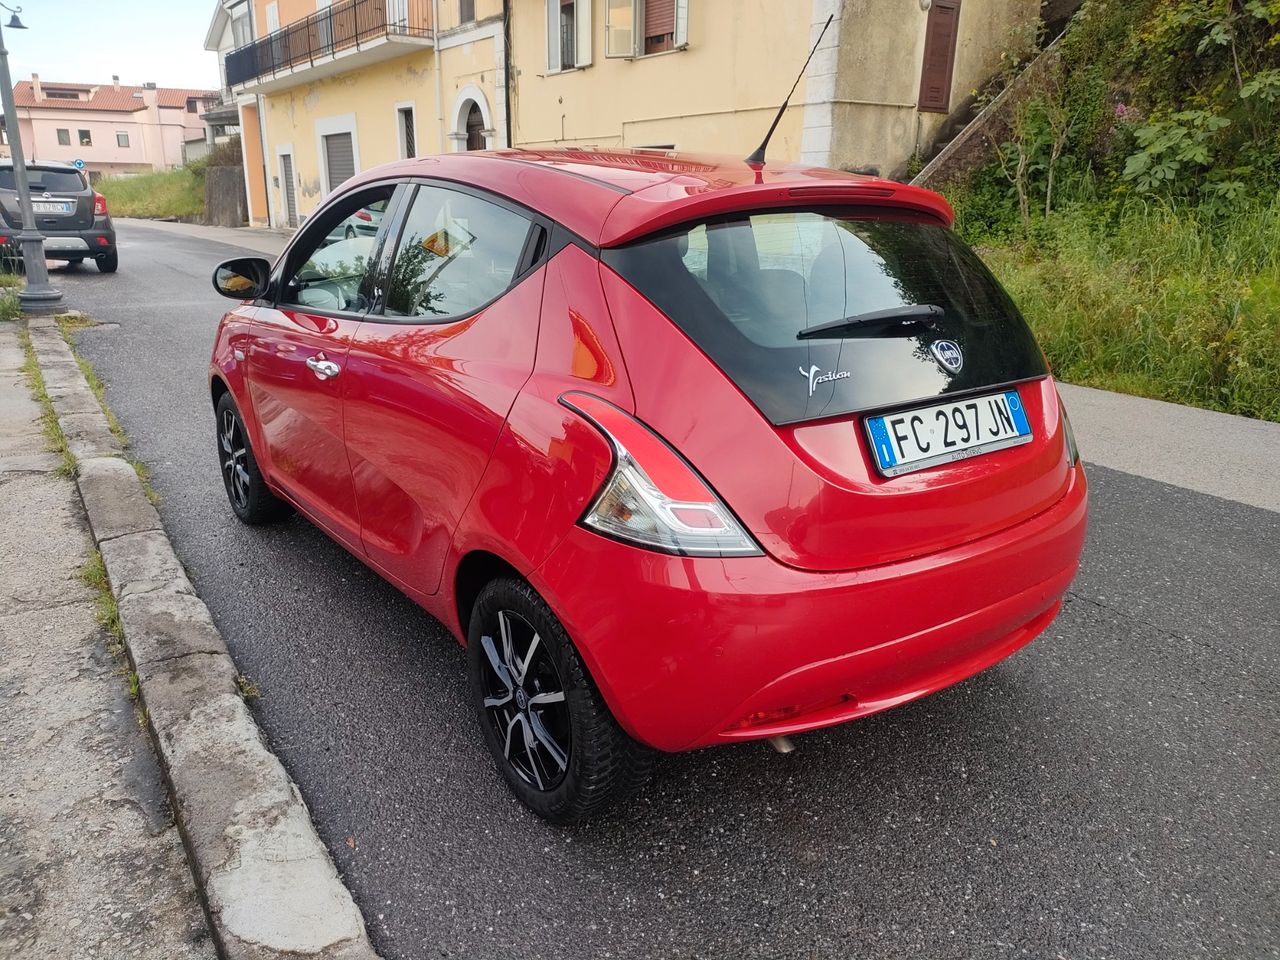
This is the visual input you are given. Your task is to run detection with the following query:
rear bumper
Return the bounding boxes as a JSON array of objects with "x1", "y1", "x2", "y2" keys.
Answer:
[
  {"x1": 532, "y1": 463, "x2": 1088, "y2": 752},
  {"x1": 0, "y1": 222, "x2": 116, "y2": 259}
]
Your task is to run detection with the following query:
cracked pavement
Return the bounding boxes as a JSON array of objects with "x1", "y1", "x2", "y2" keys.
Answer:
[{"x1": 52, "y1": 221, "x2": 1280, "y2": 959}]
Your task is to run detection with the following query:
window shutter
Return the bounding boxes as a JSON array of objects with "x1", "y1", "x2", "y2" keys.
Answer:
[
  {"x1": 918, "y1": 0, "x2": 961, "y2": 114},
  {"x1": 645, "y1": 0, "x2": 675, "y2": 36},
  {"x1": 674, "y1": 0, "x2": 688, "y2": 47},
  {"x1": 323, "y1": 132, "x2": 356, "y2": 192},
  {"x1": 547, "y1": 0, "x2": 559, "y2": 70},
  {"x1": 575, "y1": 0, "x2": 592, "y2": 67}
]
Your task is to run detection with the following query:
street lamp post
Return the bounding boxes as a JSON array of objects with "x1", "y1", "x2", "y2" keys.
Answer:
[{"x1": 0, "y1": 6, "x2": 62, "y2": 314}]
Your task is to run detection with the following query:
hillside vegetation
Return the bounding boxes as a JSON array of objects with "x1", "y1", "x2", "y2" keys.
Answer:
[{"x1": 947, "y1": 0, "x2": 1280, "y2": 421}]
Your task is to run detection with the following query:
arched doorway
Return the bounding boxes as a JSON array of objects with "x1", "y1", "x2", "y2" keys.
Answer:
[{"x1": 465, "y1": 102, "x2": 485, "y2": 151}]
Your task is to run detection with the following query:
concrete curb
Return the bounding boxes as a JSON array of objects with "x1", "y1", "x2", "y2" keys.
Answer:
[{"x1": 25, "y1": 315, "x2": 381, "y2": 960}]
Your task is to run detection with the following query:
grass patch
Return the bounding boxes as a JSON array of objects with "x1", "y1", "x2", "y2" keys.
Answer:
[
  {"x1": 80, "y1": 548, "x2": 125, "y2": 656},
  {"x1": 17, "y1": 328, "x2": 75, "y2": 476},
  {"x1": 128, "y1": 456, "x2": 161, "y2": 506},
  {"x1": 235, "y1": 674, "x2": 261, "y2": 701},
  {"x1": 0, "y1": 272, "x2": 22, "y2": 289},
  {"x1": 97, "y1": 167, "x2": 204, "y2": 220},
  {"x1": 0, "y1": 291, "x2": 20, "y2": 321},
  {"x1": 962, "y1": 196, "x2": 1280, "y2": 422}
]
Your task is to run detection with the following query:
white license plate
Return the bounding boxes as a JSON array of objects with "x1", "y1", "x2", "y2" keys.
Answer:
[
  {"x1": 865, "y1": 389, "x2": 1033, "y2": 477},
  {"x1": 32, "y1": 200, "x2": 73, "y2": 214}
]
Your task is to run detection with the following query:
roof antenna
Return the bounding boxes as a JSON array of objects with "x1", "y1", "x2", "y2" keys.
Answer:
[{"x1": 746, "y1": 14, "x2": 834, "y2": 166}]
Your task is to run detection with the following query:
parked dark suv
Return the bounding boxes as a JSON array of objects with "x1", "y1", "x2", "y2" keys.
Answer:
[{"x1": 0, "y1": 160, "x2": 117, "y2": 273}]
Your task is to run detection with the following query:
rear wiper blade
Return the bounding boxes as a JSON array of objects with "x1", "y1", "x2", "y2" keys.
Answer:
[{"x1": 796, "y1": 304, "x2": 944, "y2": 340}]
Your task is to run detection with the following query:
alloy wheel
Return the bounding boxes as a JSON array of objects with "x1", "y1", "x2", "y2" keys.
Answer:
[
  {"x1": 219, "y1": 408, "x2": 251, "y2": 511},
  {"x1": 478, "y1": 609, "x2": 571, "y2": 791}
]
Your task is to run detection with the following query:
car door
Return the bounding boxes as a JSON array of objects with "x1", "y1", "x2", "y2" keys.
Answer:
[
  {"x1": 343, "y1": 182, "x2": 546, "y2": 596},
  {"x1": 247, "y1": 183, "x2": 402, "y2": 549}
]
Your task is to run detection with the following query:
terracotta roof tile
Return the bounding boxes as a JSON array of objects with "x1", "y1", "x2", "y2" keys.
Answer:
[{"x1": 11, "y1": 81, "x2": 219, "y2": 113}]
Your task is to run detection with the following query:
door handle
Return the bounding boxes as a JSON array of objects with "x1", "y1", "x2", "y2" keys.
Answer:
[{"x1": 306, "y1": 355, "x2": 341, "y2": 380}]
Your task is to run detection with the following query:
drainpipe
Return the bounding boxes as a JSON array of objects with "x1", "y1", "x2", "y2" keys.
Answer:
[
  {"x1": 432, "y1": 0, "x2": 445, "y2": 152},
  {"x1": 502, "y1": 0, "x2": 513, "y2": 148}
]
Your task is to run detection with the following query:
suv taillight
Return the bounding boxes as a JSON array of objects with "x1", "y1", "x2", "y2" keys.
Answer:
[{"x1": 93, "y1": 192, "x2": 108, "y2": 217}]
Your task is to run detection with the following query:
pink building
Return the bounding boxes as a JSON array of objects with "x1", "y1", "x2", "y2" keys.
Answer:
[{"x1": 1, "y1": 75, "x2": 219, "y2": 178}]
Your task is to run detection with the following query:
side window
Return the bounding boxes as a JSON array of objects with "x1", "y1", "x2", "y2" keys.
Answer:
[
  {"x1": 383, "y1": 185, "x2": 532, "y2": 320},
  {"x1": 280, "y1": 189, "x2": 393, "y2": 313}
]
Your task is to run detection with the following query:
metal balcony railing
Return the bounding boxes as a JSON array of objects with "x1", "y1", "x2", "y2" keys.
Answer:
[{"x1": 225, "y1": 0, "x2": 432, "y2": 89}]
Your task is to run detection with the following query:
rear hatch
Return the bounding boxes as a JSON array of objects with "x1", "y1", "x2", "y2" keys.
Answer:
[
  {"x1": 600, "y1": 206, "x2": 1070, "y2": 571},
  {"x1": 0, "y1": 166, "x2": 94, "y2": 231}
]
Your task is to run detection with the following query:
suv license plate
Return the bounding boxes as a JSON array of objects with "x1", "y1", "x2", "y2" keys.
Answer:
[
  {"x1": 865, "y1": 389, "x2": 1032, "y2": 477},
  {"x1": 32, "y1": 201, "x2": 73, "y2": 214}
]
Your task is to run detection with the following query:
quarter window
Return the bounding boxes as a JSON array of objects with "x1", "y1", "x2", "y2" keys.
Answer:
[{"x1": 383, "y1": 185, "x2": 531, "y2": 320}]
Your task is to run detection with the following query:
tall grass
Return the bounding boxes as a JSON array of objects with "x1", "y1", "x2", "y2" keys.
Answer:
[
  {"x1": 97, "y1": 167, "x2": 204, "y2": 220},
  {"x1": 962, "y1": 194, "x2": 1280, "y2": 422}
]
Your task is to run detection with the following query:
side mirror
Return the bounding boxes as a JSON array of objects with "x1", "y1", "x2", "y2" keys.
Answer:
[{"x1": 212, "y1": 257, "x2": 272, "y2": 301}]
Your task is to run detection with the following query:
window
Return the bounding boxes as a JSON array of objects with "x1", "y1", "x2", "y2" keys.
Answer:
[
  {"x1": 607, "y1": 0, "x2": 687, "y2": 57},
  {"x1": 603, "y1": 210, "x2": 1045, "y2": 424},
  {"x1": 465, "y1": 103, "x2": 486, "y2": 150},
  {"x1": 230, "y1": 1, "x2": 252, "y2": 47},
  {"x1": 280, "y1": 189, "x2": 393, "y2": 313},
  {"x1": 398, "y1": 106, "x2": 416, "y2": 158},
  {"x1": 78, "y1": 129, "x2": 92, "y2": 147},
  {"x1": 116, "y1": 132, "x2": 130, "y2": 148},
  {"x1": 547, "y1": 0, "x2": 591, "y2": 71},
  {"x1": 44, "y1": 89, "x2": 82, "y2": 100},
  {"x1": 461, "y1": 0, "x2": 475, "y2": 22},
  {"x1": 0, "y1": 168, "x2": 86, "y2": 191},
  {"x1": 383, "y1": 185, "x2": 532, "y2": 320},
  {"x1": 56, "y1": 128, "x2": 71, "y2": 146},
  {"x1": 265, "y1": 2, "x2": 280, "y2": 32}
]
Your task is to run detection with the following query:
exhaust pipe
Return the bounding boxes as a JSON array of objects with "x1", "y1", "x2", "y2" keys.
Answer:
[{"x1": 767, "y1": 736, "x2": 795, "y2": 754}]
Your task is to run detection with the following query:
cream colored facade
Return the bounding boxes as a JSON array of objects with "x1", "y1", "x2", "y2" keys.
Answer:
[{"x1": 210, "y1": 0, "x2": 1040, "y2": 228}]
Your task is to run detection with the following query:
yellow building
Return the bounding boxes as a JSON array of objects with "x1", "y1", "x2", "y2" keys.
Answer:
[{"x1": 206, "y1": 0, "x2": 1040, "y2": 228}]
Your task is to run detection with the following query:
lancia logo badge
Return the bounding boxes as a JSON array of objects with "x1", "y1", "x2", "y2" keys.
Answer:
[{"x1": 930, "y1": 340, "x2": 964, "y2": 374}]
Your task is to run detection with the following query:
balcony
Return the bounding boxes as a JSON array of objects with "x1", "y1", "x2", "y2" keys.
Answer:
[{"x1": 226, "y1": 0, "x2": 432, "y2": 94}]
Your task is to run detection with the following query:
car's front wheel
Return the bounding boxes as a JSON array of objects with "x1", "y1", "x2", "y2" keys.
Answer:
[
  {"x1": 468, "y1": 577, "x2": 653, "y2": 823},
  {"x1": 215, "y1": 392, "x2": 290, "y2": 525}
]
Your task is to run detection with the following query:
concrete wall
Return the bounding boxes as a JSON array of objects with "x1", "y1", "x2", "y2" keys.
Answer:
[{"x1": 509, "y1": 0, "x2": 811, "y2": 159}]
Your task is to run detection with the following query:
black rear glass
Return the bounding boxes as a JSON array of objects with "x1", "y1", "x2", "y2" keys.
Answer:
[
  {"x1": 603, "y1": 210, "x2": 1048, "y2": 424},
  {"x1": 0, "y1": 168, "x2": 86, "y2": 192}
]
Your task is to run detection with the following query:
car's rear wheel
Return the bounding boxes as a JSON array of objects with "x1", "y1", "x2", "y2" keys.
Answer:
[
  {"x1": 95, "y1": 251, "x2": 118, "y2": 273},
  {"x1": 468, "y1": 577, "x2": 653, "y2": 823},
  {"x1": 65, "y1": 258, "x2": 83, "y2": 268},
  {"x1": 214, "y1": 392, "x2": 290, "y2": 525}
]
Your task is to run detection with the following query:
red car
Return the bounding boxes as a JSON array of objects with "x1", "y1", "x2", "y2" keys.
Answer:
[{"x1": 210, "y1": 149, "x2": 1087, "y2": 823}]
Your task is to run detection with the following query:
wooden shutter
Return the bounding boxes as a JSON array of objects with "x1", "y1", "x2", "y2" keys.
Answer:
[
  {"x1": 645, "y1": 0, "x2": 675, "y2": 53},
  {"x1": 918, "y1": 0, "x2": 961, "y2": 114},
  {"x1": 323, "y1": 132, "x2": 355, "y2": 192}
]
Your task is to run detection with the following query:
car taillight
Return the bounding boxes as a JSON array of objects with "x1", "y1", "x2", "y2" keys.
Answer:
[
  {"x1": 355, "y1": 209, "x2": 372, "y2": 221},
  {"x1": 93, "y1": 192, "x2": 108, "y2": 217},
  {"x1": 561, "y1": 392, "x2": 761, "y2": 558}
]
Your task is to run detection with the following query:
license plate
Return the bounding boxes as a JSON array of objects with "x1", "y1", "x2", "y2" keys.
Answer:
[
  {"x1": 865, "y1": 389, "x2": 1032, "y2": 477},
  {"x1": 32, "y1": 201, "x2": 72, "y2": 214}
]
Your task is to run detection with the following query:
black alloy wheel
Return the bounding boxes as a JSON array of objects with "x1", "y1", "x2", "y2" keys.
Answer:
[
  {"x1": 468, "y1": 577, "x2": 653, "y2": 823},
  {"x1": 214, "y1": 392, "x2": 290, "y2": 525}
]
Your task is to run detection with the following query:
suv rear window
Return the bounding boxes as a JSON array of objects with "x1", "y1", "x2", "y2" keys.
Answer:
[
  {"x1": 603, "y1": 210, "x2": 1047, "y2": 424},
  {"x1": 0, "y1": 168, "x2": 86, "y2": 192}
]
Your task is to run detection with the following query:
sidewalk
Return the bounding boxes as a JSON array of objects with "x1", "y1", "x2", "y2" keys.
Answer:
[
  {"x1": 114, "y1": 218, "x2": 291, "y2": 258},
  {"x1": 0, "y1": 324, "x2": 215, "y2": 959}
]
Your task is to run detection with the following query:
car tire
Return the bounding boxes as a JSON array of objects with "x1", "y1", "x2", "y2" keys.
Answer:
[
  {"x1": 344, "y1": 225, "x2": 356, "y2": 240},
  {"x1": 214, "y1": 392, "x2": 291, "y2": 525},
  {"x1": 95, "y1": 250, "x2": 118, "y2": 273},
  {"x1": 468, "y1": 577, "x2": 653, "y2": 823},
  {"x1": 65, "y1": 258, "x2": 83, "y2": 268}
]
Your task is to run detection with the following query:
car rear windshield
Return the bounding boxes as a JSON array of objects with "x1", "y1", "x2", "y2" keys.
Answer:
[
  {"x1": 602, "y1": 210, "x2": 1047, "y2": 424},
  {"x1": 0, "y1": 168, "x2": 86, "y2": 192}
]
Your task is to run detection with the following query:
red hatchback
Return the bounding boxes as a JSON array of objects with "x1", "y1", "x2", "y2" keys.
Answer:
[{"x1": 210, "y1": 149, "x2": 1087, "y2": 822}]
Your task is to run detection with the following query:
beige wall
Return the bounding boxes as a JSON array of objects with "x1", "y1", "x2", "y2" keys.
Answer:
[{"x1": 509, "y1": 0, "x2": 812, "y2": 159}]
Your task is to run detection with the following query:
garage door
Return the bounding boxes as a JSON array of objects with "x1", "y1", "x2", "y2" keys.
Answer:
[{"x1": 323, "y1": 132, "x2": 355, "y2": 193}]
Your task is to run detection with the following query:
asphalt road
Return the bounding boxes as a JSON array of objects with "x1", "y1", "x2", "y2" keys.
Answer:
[{"x1": 59, "y1": 222, "x2": 1278, "y2": 959}]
